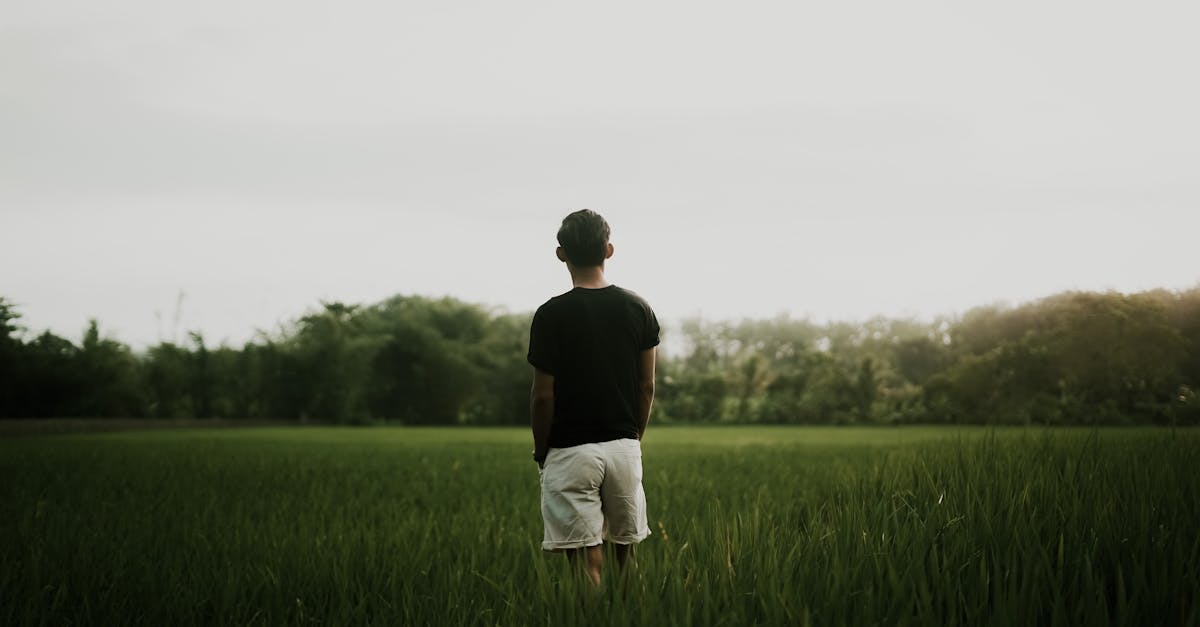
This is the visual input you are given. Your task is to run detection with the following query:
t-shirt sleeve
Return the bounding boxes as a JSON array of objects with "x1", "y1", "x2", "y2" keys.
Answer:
[
  {"x1": 641, "y1": 304, "x2": 661, "y2": 350},
  {"x1": 527, "y1": 305, "x2": 558, "y2": 374}
]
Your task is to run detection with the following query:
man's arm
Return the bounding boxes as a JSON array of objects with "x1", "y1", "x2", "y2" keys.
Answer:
[
  {"x1": 530, "y1": 368, "x2": 555, "y2": 467},
  {"x1": 636, "y1": 347, "x2": 656, "y2": 440}
]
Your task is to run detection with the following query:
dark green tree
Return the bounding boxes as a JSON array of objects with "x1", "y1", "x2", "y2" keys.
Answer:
[
  {"x1": 0, "y1": 298, "x2": 23, "y2": 416},
  {"x1": 75, "y1": 320, "x2": 143, "y2": 417}
]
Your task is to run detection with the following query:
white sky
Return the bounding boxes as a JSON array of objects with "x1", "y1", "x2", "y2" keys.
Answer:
[{"x1": 3, "y1": 0, "x2": 1198, "y2": 349}]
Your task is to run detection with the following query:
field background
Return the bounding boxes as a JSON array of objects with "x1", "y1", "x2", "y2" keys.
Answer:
[{"x1": 2, "y1": 425, "x2": 1197, "y2": 626}]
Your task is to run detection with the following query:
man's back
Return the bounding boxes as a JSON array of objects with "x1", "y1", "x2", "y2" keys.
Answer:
[{"x1": 528, "y1": 285, "x2": 659, "y2": 448}]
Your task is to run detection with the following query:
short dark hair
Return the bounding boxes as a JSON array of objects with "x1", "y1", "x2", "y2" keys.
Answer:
[{"x1": 556, "y1": 209, "x2": 610, "y2": 267}]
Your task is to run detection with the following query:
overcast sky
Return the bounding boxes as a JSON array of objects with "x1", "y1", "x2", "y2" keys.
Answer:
[{"x1": 3, "y1": 0, "x2": 1198, "y2": 349}]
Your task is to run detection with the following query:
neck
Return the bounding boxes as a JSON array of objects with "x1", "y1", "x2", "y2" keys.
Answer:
[{"x1": 568, "y1": 265, "x2": 610, "y2": 289}]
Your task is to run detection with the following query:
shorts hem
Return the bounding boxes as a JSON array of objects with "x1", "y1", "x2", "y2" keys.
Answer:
[
  {"x1": 541, "y1": 538, "x2": 603, "y2": 552},
  {"x1": 605, "y1": 529, "x2": 651, "y2": 546},
  {"x1": 540, "y1": 529, "x2": 650, "y2": 551}
]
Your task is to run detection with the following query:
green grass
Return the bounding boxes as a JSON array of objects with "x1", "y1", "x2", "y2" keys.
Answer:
[{"x1": 2, "y1": 425, "x2": 1197, "y2": 625}]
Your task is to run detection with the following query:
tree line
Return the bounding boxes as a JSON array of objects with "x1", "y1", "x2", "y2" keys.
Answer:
[{"x1": 1, "y1": 288, "x2": 1198, "y2": 425}]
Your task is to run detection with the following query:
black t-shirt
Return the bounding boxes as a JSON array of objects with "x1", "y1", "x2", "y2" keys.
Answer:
[{"x1": 527, "y1": 285, "x2": 660, "y2": 448}]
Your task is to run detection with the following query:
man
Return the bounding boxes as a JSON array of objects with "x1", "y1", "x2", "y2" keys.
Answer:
[{"x1": 527, "y1": 209, "x2": 659, "y2": 587}]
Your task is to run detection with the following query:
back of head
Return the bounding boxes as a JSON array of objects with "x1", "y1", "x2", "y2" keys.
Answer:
[{"x1": 557, "y1": 209, "x2": 611, "y2": 267}]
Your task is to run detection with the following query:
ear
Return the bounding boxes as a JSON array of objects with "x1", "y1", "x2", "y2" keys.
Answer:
[
  {"x1": 604, "y1": 242, "x2": 614, "y2": 260},
  {"x1": 556, "y1": 246, "x2": 568, "y2": 263}
]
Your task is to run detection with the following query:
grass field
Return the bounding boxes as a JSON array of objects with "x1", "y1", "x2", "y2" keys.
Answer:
[{"x1": 2, "y1": 425, "x2": 1197, "y2": 626}]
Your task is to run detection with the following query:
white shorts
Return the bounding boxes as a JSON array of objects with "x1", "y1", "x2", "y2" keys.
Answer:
[{"x1": 539, "y1": 438, "x2": 650, "y2": 551}]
